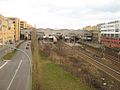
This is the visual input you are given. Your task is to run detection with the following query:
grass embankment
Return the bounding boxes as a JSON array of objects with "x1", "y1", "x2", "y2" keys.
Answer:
[
  {"x1": 38, "y1": 52, "x2": 92, "y2": 90},
  {"x1": 3, "y1": 50, "x2": 16, "y2": 60},
  {"x1": 2, "y1": 41, "x2": 24, "y2": 60},
  {"x1": 32, "y1": 29, "x2": 92, "y2": 90}
]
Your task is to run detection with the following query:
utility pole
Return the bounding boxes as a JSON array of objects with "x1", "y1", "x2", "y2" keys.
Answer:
[
  {"x1": 118, "y1": 51, "x2": 120, "y2": 61},
  {"x1": 74, "y1": 36, "x2": 75, "y2": 46},
  {"x1": 101, "y1": 44, "x2": 105, "y2": 60}
]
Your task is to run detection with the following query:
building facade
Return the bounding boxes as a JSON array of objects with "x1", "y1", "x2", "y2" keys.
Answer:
[
  {"x1": 0, "y1": 15, "x2": 14, "y2": 45},
  {"x1": 83, "y1": 26, "x2": 97, "y2": 31},
  {"x1": 91, "y1": 30, "x2": 100, "y2": 43},
  {"x1": 0, "y1": 15, "x2": 4, "y2": 45},
  {"x1": 83, "y1": 25, "x2": 100, "y2": 42},
  {"x1": 20, "y1": 29, "x2": 32, "y2": 40},
  {"x1": 100, "y1": 20, "x2": 120, "y2": 48},
  {"x1": 26, "y1": 23, "x2": 33, "y2": 30},
  {"x1": 20, "y1": 21, "x2": 27, "y2": 30},
  {"x1": 9, "y1": 17, "x2": 20, "y2": 42}
]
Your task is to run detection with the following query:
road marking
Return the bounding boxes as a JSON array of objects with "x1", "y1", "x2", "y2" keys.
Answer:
[
  {"x1": 0, "y1": 61, "x2": 8, "y2": 70},
  {"x1": 7, "y1": 60, "x2": 23, "y2": 90}
]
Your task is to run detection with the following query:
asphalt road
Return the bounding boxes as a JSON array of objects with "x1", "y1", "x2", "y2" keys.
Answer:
[
  {"x1": 0, "y1": 40, "x2": 23, "y2": 60},
  {"x1": 0, "y1": 41, "x2": 32, "y2": 90}
]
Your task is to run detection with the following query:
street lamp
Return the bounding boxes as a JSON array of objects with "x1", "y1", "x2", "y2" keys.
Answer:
[{"x1": 0, "y1": 43, "x2": 32, "y2": 90}]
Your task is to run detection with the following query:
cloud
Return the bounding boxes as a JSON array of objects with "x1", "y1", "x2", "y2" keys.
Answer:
[
  {"x1": 0, "y1": 0, "x2": 120, "y2": 29},
  {"x1": 89, "y1": 1, "x2": 120, "y2": 13}
]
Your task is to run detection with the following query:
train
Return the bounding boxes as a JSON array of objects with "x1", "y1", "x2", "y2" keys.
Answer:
[{"x1": 101, "y1": 37, "x2": 120, "y2": 48}]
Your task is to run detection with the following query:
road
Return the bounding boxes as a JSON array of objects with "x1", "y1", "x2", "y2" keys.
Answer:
[
  {"x1": 0, "y1": 40, "x2": 23, "y2": 60},
  {"x1": 0, "y1": 41, "x2": 32, "y2": 90}
]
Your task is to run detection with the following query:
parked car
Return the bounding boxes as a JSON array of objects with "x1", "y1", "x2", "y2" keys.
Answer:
[
  {"x1": 26, "y1": 46, "x2": 29, "y2": 49},
  {"x1": 27, "y1": 44, "x2": 29, "y2": 46}
]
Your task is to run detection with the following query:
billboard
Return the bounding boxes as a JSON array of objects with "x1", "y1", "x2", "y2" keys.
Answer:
[{"x1": 0, "y1": 19, "x2": 2, "y2": 30}]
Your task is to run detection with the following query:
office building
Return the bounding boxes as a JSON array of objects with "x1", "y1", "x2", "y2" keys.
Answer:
[{"x1": 100, "y1": 20, "x2": 120, "y2": 48}]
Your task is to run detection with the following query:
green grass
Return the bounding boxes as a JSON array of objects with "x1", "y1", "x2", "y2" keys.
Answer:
[
  {"x1": 3, "y1": 50, "x2": 16, "y2": 60},
  {"x1": 2, "y1": 41, "x2": 24, "y2": 60},
  {"x1": 39, "y1": 53, "x2": 93, "y2": 90}
]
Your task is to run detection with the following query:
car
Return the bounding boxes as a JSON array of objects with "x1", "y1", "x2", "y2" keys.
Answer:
[
  {"x1": 10, "y1": 42, "x2": 13, "y2": 44},
  {"x1": 26, "y1": 46, "x2": 29, "y2": 49},
  {"x1": 27, "y1": 44, "x2": 29, "y2": 46},
  {"x1": 28, "y1": 41, "x2": 31, "y2": 43}
]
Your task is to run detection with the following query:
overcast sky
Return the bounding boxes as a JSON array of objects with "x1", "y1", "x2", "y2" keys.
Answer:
[{"x1": 0, "y1": 0, "x2": 120, "y2": 29}]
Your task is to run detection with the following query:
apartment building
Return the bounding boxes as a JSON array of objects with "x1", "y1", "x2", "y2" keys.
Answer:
[
  {"x1": 26, "y1": 23, "x2": 33, "y2": 30},
  {"x1": 20, "y1": 21, "x2": 27, "y2": 30},
  {"x1": 0, "y1": 15, "x2": 14, "y2": 45},
  {"x1": 9, "y1": 17, "x2": 20, "y2": 41},
  {"x1": 100, "y1": 20, "x2": 120, "y2": 48},
  {"x1": 20, "y1": 29, "x2": 32, "y2": 40},
  {"x1": 0, "y1": 15, "x2": 4, "y2": 45},
  {"x1": 83, "y1": 26, "x2": 91, "y2": 30}
]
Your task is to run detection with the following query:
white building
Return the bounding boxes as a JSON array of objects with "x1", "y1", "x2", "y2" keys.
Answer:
[
  {"x1": 100, "y1": 20, "x2": 120, "y2": 48},
  {"x1": 101, "y1": 20, "x2": 120, "y2": 38}
]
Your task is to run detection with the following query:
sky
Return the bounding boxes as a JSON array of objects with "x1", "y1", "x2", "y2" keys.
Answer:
[{"x1": 0, "y1": 0, "x2": 120, "y2": 29}]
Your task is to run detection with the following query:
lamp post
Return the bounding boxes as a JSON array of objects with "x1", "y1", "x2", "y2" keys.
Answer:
[{"x1": 0, "y1": 43, "x2": 32, "y2": 90}]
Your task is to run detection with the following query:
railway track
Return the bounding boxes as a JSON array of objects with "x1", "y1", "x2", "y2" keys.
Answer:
[
  {"x1": 78, "y1": 53, "x2": 120, "y2": 82},
  {"x1": 82, "y1": 43, "x2": 120, "y2": 64},
  {"x1": 77, "y1": 47, "x2": 120, "y2": 72},
  {"x1": 77, "y1": 45, "x2": 120, "y2": 71},
  {"x1": 41, "y1": 41, "x2": 120, "y2": 82},
  {"x1": 74, "y1": 42, "x2": 120, "y2": 67},
  {"x1": 65, "y1": 43, "x2": 120, "y2": 82},
  {"x1": 105, "y1": 54, "x2": 120, "y2": 64}
]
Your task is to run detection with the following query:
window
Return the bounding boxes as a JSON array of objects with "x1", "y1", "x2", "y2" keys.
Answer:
[
  {"x1": 108, "y1": 34, "x2": 110, "y2": 38},
  {"x1": 108, "y1": 25, "x2": 114, "y2": 27},
  {"x1": 115, "y1": 24, "x2": 119, "y2": 28},
  {"x1": 115, "y1": 29, "x2": 119, "y2": 32},
  {"x1": 101, "y1": 34, "x2": 104, "y2": 36},
  {"x1": 111, "y1": 34, "x2": 114, "y2": 38},
  {"x1": 115, "y1": 34, "x2": 119, "y2": 38}
]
